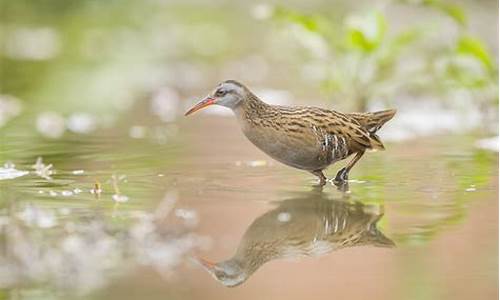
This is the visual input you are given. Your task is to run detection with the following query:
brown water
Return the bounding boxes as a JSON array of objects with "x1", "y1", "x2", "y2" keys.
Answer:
[{"x1": 0, "y1": 116, "x2": 497, "y2": 300}]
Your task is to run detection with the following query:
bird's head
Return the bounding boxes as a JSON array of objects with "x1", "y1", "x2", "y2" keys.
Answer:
[
  {"x1": 195, "y1": 257, "x2": 248, "y2": 287},
  {"x1": 185, "y1": 80, "x2": 248, "y2": 116}
]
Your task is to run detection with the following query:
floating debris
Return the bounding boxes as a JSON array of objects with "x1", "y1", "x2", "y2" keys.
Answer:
[
  {"x1": 111, "y1": 174, "x2": 120, "y2": 193},
  {"x1": 32, "y1": 157, "x2": 55, "y2": 180},
  {"x1": 72, "y1": 169, "x2": 85, "y2": 175},
  {"x1": 112, "y1": 194, "x2": 129, "y2": 203},
  {"x1": 90, "y1": 181, "x2": 102, "y2": 196},
  {"x1": 36, "y1": 111, "x2": 65, "y2": 138},
  {"x1": 465, "y1": 187, "x2": 476, "y2": 192},
  {"x1": 0, "y1": 162, "x2": 29, "y2": 180},
  {"x1": 110, "y1": 174, "x2": 129, "y2": 203},
  {"x1": 61, "y1": 190, "x2": 73, "y2": 197},
  {"x1": 73, "y1": 188, "x2": 82, "y2": 194},
  {"x1": 49, "y1": 190, "x2": 58, "y2": 197},
  {"x1": 89, "y1": 188, "x2": 102, "y2": 195}
]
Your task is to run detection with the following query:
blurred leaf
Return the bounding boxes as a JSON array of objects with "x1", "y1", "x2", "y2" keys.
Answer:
[
  {"x1": 440, "y1": 55, "x2": 491, "y2": 89},
  {"x1": 378, "y1": 28, "x2": 422, "y2": 64},
  {"x1": 457, "y1": 35, "x2": 494, "y2": 71},
  {"x1": 392, "y1": 29, "x2": 421, "y2": 48},
  {"x1": 420, "y1": 0, "x2": 467, "y2": 26},
  {"x1": 348, "y1": 30, "x2": 375, "y2": 52},
  {"x1": 273, "y1": 7, "x2": 321, "y2": 33},
  {"x1": 272, "y1": 6, "x2": 342, "y2": 51},
  {"x1": 437, "y1": 2, "x2": 467, "y2": 26},
  {"x1": 345, "y1": 11, "x2": 387, "y2": 53}
]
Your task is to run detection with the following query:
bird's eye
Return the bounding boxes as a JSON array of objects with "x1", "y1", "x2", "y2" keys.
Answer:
[{"x1": 215, "y1": 89, "x2": 226, "y2": 97}]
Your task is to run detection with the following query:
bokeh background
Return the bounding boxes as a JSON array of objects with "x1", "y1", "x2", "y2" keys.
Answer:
[
  {"x1": 0, "y1": 0, "x2": 498, "y2": 299},
  {"x1": 1, "y1": 0, "x2": 498, "y2": 139}
]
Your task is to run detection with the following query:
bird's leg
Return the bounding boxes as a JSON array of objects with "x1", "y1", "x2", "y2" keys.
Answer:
[
  {"x1": 334, "y1": 150, "x2": 365, "y2": 182},
  {"x1": 311, "y1": 170, "x2": 327, "y2": 186},
  {"x1": 335, "y1": 180, "x2": 350, "y2": 193},
  {"x1": 334, "y1": 167, "x2": 348, "y2": 182}
]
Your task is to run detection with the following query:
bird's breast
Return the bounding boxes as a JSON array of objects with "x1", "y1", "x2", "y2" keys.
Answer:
[{"x1": 240, "y1": 121, "x2": 331, "y2": 171}]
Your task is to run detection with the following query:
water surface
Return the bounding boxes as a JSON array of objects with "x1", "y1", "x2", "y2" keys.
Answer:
[{"x1": 0, "y1": 116, "x2": 497, "y2": 300}]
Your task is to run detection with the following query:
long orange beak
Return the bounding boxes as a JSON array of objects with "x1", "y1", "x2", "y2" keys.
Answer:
[
  {"x1": 193, "y1": 256, "x2": 217, "y2": 274},
  {"x1": 184, "y1": 97, "x2": 216, "y2": 116}
]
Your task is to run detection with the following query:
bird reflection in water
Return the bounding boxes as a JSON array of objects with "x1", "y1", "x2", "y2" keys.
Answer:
[{"x1": 196, "y1": 190, "x2": 395, "y2": 287}]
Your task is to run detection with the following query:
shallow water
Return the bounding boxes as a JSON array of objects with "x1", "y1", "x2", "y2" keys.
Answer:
[{"x1": 0, "y1": 116, "x2": 498, "y2": 300}]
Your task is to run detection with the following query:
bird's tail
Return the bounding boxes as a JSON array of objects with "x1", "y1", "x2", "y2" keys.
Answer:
[
  {"x1": 348, "y1": 109, "x2": 397, "y2": 151},
  {"x1": 348, "y1": 109, "x2": 397, "y2": 133}
]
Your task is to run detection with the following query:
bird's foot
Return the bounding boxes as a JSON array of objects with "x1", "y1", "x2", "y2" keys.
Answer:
[
  {"x1": 333, "y1": 180, "x2": 350, "y2": 193},
  {"x1": 334, "y1": 167, "x2": 349, "y2": 183},
  {"x1": 315, "y1": 177, "x2": 327, "y2": 187},
  {"x1": 311, "y1": 170, "x2": 327, "y2": 187}
]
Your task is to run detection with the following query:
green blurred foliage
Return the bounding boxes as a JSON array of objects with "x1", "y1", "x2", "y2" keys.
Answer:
[
  {"x1": 421, "y1": 0, "x2": 468, "y2": 26},
  {"x1": 0, "y1": 0, "x2": 251, "y2": 116},
  {"x1": 457, "y1": 35, "x2": 494, "y2": 71},
  {"x1": 270, "y1": 1, "x2": 498, "y2": 112},
  {"x1": 0, "y1": 0, "x2": 497, "y2": 132},
  {"x1": 346, "y1": 11, "x2": 387, "y2": 53}
]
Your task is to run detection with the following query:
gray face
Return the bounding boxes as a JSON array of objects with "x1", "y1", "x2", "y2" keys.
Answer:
[
  {"x1": 209, "y1": 261, "x2": 247, "y2": 287},
  {"x1": 211, "y1": 81, "x2": 246, "y2": 109}
]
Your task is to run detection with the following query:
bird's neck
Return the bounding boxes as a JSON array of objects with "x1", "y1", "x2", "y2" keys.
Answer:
[
  {"x1": 232, "y1": 93, "x2": 279, "y2": 134},
  {"x1": 227, "y1": 254, "x2": 265, "y2": 279},
  {"x1": 231, "y1": 239, "x2": 279, "y2": 277},
  {"x1": 233, "y1": 93, "x2": 272, "y2": 120}
]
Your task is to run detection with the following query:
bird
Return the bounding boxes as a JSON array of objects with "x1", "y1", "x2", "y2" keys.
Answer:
[
  {"x1": 185, "y1": 80, "x2": 396, "y2": 186},
  {"x1": 195, "y1": 191, "x2": 395, "y2": 287}
]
